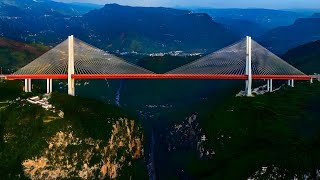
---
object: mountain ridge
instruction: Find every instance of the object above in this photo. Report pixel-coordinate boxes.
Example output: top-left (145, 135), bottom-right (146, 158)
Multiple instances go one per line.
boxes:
top-left (0, 2), bottom-right (239, 53)
top-left (0, 37), bottom-right (48, 73)
top-left (282, 40), bottom-right (320, 74)
top-left (260, 17), bottom-right (320, 54)
top-left (0, 0), bottom-right (100, 16)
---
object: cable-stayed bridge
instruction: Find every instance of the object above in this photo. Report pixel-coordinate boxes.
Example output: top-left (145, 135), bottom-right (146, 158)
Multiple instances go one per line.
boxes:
top-left (3, 35), bottom-right (313, 96)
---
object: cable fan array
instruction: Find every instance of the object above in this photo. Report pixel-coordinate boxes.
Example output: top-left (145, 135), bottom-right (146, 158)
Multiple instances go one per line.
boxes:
top-left (167, 39), bottom-right (305, 76)
top-left (14, 38), bottom-right (154, 75)
top-left (13, 37), bottom-right (306, 77)
top-left (14, 40), bottom-right (69, 75)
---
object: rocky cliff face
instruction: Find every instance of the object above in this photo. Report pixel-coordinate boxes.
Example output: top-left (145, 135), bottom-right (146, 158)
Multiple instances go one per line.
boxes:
top-left (22, 118), bottom-right (143, 179)
top-left (0, 86), bottom-right (146, 179)
top-left (165, 113), bottom-right (214, 159)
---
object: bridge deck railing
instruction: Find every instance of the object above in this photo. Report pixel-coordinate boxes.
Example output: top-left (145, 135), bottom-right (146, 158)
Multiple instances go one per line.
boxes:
top-left (3, 74), bottom-right (312, 80)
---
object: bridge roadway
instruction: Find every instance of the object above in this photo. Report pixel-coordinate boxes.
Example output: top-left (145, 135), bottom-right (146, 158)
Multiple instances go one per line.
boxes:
top-left (3, 74), bottom-right (313, 80)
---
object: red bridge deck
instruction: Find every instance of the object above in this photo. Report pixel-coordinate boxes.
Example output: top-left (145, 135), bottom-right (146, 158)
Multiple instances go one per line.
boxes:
top-left (4, 74), bottom-right (312, 80)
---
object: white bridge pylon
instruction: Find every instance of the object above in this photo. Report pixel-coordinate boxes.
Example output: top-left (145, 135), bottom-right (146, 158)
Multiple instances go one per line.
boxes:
top-left (245, 36), bottom-right (252, 96)
top-left (11, 35), bottom-right (309, 97)
top-left (68, 35), bottom-right (75, 96)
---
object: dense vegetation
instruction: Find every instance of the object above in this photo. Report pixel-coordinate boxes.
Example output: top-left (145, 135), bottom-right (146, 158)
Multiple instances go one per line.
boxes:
top-left (0, 1), bottom-right (238, 53)
top-left (49, 92), bottom-right (133, 140)
top-left (182, 81), bottom-right (320, 179)
top-left (0, 0), bottom-right (101, 16)
top-left (0, 80), bottom-right (147, 179)
top-left (261, 17), bottom-right (320, 55)
top-left (137, 55), bottom-right (200, 73)
top-left (0, 80), bottom-right (23, 100)
top-left (0, 38), bottom-right (48, 72)
top-left (283, 40), bottom-right (320, 74)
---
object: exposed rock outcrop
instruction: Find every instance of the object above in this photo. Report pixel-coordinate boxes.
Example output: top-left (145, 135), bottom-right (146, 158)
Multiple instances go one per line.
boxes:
top-left (22, 118), bottom-right (144, 179)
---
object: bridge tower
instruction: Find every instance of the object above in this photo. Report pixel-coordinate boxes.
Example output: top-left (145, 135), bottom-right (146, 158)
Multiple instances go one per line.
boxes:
top-left (245, 36), bottom-right (252, 96)
top-left (68, 35), bottom-right (75, 96)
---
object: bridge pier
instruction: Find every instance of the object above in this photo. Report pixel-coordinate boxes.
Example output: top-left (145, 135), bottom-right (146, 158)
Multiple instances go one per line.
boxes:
top-left (288, 79), bottom-right (294, 87)
top-left (311, 78), bottom-right (313, 84)
top-left (46, 79), bottom-right (52, 94)
top-left (50, 79), bottom-right (52, 93)
top-left (28, 79), bottom-right (32, 92)
top-left (269, 79), bottom-right (273, 92)
top-left (24, 79), bottom-right (28, 92)
top-left (24, 79), bottom-right (32, 92)
top-left (267, 79), bottom-right (270, 91)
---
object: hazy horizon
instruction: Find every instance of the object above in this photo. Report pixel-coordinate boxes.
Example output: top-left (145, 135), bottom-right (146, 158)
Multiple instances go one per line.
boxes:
top-left (54, 0), bottom-right (320, 9)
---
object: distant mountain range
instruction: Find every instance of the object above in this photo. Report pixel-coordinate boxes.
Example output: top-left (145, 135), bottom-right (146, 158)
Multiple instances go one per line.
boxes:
top-left (1, 0), bottom-right (320, 54)
top-left (311, 13), bottom-right (320, 18)
top-left (261, 15), bottom-right (320, 54)
top-left (194, 9), bottom-right (320, 53)
top-left (0, 0), bottom-right (102, 16)
top-left (0, 1), bottom-right (238, 53)
top-left (194, 8), bottom-right (305, 30)
top-left (80, 4), bottom-right (238, 53)
top-left (283, 40), bottom-right (320, 74)
top-left (212, 17), bottom-right (268, 37)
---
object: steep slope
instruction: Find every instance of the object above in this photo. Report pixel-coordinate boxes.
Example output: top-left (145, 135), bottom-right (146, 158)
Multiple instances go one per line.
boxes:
top-left (311, 13), bottom-right (320, 18)
top-left (0, 0), bottom-right (101, 16)
top-left (212, 17), bottom-right (268, 37)
top-left (260, 17), bottom-right (320, 54)
top-left (282, 40), bottom-right (320, 74)
top-left (0, 3), bottom-right (238, 53)
top-left (195, 8), bottom-right (303, 29)
top-left (160, 81), bottom-right (320, 179)
top-left (0, 37), bottom-right (48, 73)
top-left (0, 2), bottom-right (27, 16)
top-left (78, 4), bottom-right (238, 53)
top-left (0, 80), bottom-right (147, 179)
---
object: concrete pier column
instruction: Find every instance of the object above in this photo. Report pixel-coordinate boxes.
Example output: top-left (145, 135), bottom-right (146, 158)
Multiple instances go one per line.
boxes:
top-left (288, 80), bottom-right (291, 86)
top-left (28, 79), bottom-right (32, 92)
top-left (269, 79), bottom-right (273, 92)
top-left (50, 79), bottom-right (53, 93)
top-left (47, 79), bottom-right (50, 93)
top-left (46, 79), bottom-right (53, 94)
top-left (267, 79), bottom-right (270, 92)
top-left (24, 79), bottom-right (28, 92)
top-left (310, 78), bottom-right (313, 84)
top-left (291, 79), bottom-right (294, 87)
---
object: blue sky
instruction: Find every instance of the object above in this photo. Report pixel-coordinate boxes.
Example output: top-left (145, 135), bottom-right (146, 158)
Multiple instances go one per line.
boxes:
top-left (54, 0), bottom-right (320, 9)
